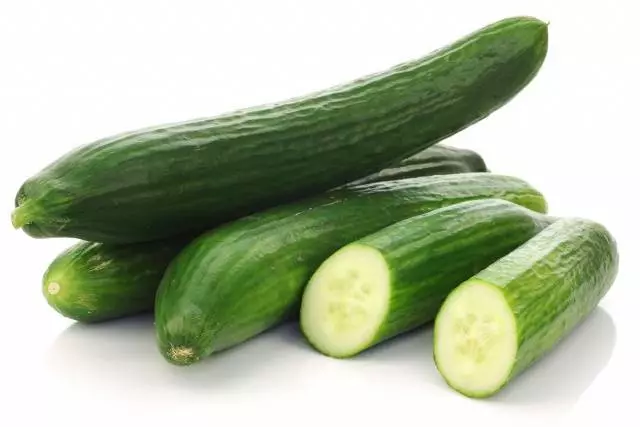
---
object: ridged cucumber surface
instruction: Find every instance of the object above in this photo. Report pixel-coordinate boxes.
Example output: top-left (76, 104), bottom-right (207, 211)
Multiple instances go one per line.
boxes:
top-left (154, 173), bottom-right (548, 366)
top-left (350, 145), bottom-right (488, 185)
top-left (43, 239), bottom-right (188, 322)
top-left (13, 16), bottom-right (548, 243)
top-left (37, 146), bottom-right (487, 322)
top-left (300, 199), bottom-right (555, 358)
top-left (434, 218), bottom-right (619, 398)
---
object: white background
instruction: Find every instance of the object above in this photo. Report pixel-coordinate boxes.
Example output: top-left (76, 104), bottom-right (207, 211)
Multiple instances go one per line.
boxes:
top-left (0, 1), bottom-right (637, 426)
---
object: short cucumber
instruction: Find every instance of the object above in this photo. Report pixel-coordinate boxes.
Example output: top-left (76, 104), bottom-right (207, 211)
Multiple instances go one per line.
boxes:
top-left (43, 239), bottom-right (188, 322)
top-left (12, 16), bottom-right (547, 243)
top-left (433, 218), bottom-right (619, 398)
top-left (300, 199), bottom-right (555, 358)
top-left (154, 173), bottom-right (548, 366)
top-left (350, 145), bottom-right (488, 185)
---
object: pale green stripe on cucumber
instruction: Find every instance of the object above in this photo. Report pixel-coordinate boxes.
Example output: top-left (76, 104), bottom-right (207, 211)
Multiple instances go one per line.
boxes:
top-left (300, 199), bottom-right (555, 358)
top-left (434, 217), bottom-right (619, 398)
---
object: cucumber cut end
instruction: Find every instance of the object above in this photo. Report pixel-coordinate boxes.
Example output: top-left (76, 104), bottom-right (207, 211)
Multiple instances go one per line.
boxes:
top-left (434, 279), bottom-right (517, 398)
top-left (300, 244), bottom-right (390, 358)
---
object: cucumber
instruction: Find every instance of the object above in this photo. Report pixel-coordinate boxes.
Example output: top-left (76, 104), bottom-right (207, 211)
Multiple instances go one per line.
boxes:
top-left (38, 146), bottom-right (487, 323)
top-left (433, 218), bottom-right (619, 398)
top-left (300, 199), bottom-right (554, 358)
top-left (42, 239), bottom-right (188, 322)
top-left (154, 173), bottom-right (548, 366)
top-left (349, 145), bottom-right (488, 185)
top-left (12, 16), bottom-right (548, 244)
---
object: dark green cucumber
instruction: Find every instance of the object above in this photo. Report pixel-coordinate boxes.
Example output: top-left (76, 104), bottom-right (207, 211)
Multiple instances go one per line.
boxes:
top-left (13, 16), bottom-right (548, 244)
top-left (299, 199), bottom-right (555, 358)
top-left (37, 148), bottom-right (487, 323)
top-left (43, 239), bottom-right (188, 322)
top-left (350, 145), bottom-right (488, 185)
top-left (434, 218), bottom-right (619, 398)
top-left (154, 173), bottom-right (548, 366)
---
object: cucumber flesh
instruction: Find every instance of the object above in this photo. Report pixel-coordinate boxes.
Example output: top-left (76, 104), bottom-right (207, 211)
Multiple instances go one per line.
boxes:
top-left (433, 279), bottom-right (517, 397)
top-left (300, 244), bottom-right (391, 358)
top-left (300, 198), bottom-right (553, 358)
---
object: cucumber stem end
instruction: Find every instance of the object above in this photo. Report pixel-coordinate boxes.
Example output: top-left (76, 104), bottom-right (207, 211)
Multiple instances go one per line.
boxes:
top-left (11, 204), bottom-right (30, 229)
top-left (166, 345), bottom-right (199, 366)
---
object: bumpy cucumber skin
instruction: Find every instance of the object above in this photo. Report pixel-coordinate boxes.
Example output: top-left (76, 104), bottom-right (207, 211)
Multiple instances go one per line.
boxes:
top-left (437, 218), bottom-right (619, 398)
top-left (13, 17), bottom-right (548, 243)
top-left (312, 199), bottom-right (554, 357)
top-left (43, 239), bottom-right (188, 322)
top-left (35, 148), bottom-right (486, 323)
top-left (154, 173), bottom-right (548, 365)
top-left (349, 145), bottom-right (488, 185)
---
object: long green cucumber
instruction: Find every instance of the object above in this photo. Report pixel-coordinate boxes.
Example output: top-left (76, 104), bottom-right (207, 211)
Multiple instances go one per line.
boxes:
top-left (433, 218), bottom-right (619, 398)
top-left (42, 238), bottom-right (189, 322)
top-left (38, 145), bottom-right (488, 323)
top-left (350, 145), bottom-right (488, 185)
top-left (12, 16), bottom-right (548, 243)
top-left (154, 173), bottom-right (548, 366)
top-left (300, 199), bottom-right (555, 358)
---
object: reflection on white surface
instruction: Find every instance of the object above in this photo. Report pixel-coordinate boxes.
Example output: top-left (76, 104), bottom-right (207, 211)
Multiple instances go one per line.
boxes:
top-left (321, 306), bottom-right (616, 410)
top-left (46, 306), bottom-right (615, 406)
top-left (46, 317), bottom-right (316, 395)
top-left (491, 307), bottom-right (616, 408)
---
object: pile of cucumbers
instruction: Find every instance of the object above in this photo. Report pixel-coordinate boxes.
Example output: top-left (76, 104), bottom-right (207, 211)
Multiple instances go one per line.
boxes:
top-left (12, 16), bottom-right (619, 399)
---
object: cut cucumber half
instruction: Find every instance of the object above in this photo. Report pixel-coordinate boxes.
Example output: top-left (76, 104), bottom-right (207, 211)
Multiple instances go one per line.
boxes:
top-left (300, 198), bottom-right (554, 359)
top-left (433, 217), bottom-right (619, 398)
top-left (300, 244), bottom-right (391, 358)
top-left (433, 279), bottom-right (517, 398)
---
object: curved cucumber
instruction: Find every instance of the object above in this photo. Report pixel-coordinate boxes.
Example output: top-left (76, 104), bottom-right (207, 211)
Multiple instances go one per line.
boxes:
top-left (43, 239), bottom-right (188, 322)
top-left (13, 16), bottom-right (548, 243)
top-left (350, 145), bottom-right (488, 185)
top-left (300, 199), bottom-right (555, 358)
top-left (433, 218), bottom-right (619, 398)
top-left (154, 173), bottom-right (548, 366)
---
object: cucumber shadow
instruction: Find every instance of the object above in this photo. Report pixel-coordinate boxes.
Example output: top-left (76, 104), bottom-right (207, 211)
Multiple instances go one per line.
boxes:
top-left (346, 306), bottom-right (617, 407)
top-left (45, 315), bottom-right (317, 396)
top-left (45, 306), bottom-right (615, 403)
top-left (490, 306), bottom-right (616, 408)
top-left (346, 325), bottom-right (446, 389)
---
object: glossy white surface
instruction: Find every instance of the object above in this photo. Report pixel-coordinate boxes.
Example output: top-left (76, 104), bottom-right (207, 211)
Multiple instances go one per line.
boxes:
top-left (1, 1), bottom-right (637, 426)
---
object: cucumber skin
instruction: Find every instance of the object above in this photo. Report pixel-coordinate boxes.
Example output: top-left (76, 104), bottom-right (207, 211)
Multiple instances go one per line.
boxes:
top-left (350, 145), bottom-right (488, 185)
top-left (36, 145), bottom-right (487, 323)
top-left (440, 218), bottom-right (619, 397)
top-left (154, 173), bottom-right (548, 365)
top-left (42, 239), bottom-right (189, 323)
top-left (329, 199), bottom-right (555, 356)
top-left (37, 144), bottom-right (488, 323)
top-left (13, 16), bottom-right (547, 244)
